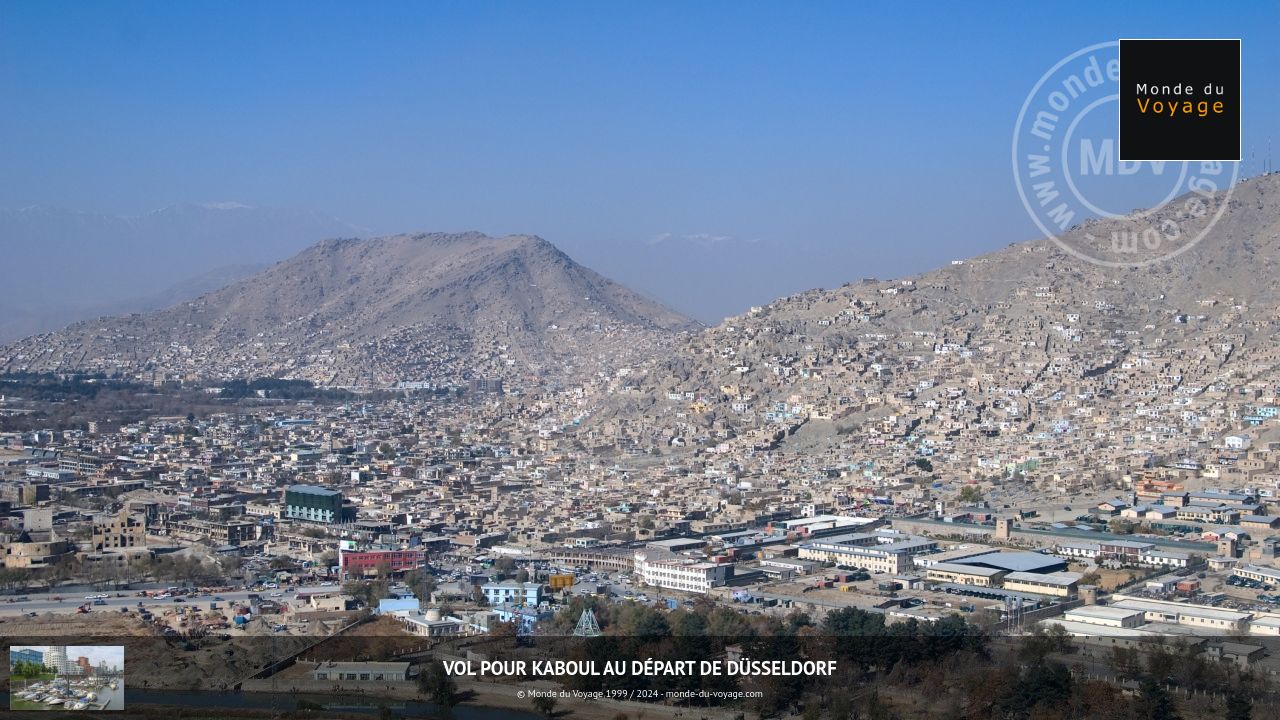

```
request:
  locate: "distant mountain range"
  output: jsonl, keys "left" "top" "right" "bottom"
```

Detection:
{"left": 0, "top": 232, "right": 698, "bottom": 385}
{"left": 10, "top": 174, "right": 1280, "bottom": 401}
{"left": 0, "top": 203, "right": 364, "bottom": 342}
{"left": 596, "top": 173, "right": 1280, "bottom": 460}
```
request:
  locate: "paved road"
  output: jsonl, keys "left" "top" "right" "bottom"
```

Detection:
{"left": 0, "top": 584, "right": 340, "bottom": 617}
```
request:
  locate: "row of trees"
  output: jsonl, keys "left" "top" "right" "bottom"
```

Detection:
{"left": 11, "top": 659, "right": 53, "bottom": 679}
{"left": 0, "top": 552, "right": 244, "bottom": 595}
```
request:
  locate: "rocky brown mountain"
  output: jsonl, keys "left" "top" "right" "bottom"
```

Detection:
{"left": 1, "top": 232, "right": 697, "bottom": 386}
{"left": 595, "top": 173, "right": 1280, "bottom": 476}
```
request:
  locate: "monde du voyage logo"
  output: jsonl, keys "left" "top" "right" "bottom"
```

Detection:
{"left": 1013, "top": 39, "right": 1241, "bottom": 267}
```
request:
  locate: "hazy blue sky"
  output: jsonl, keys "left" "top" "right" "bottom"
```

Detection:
{"left": 2, "top": 1, "right": 1277, "bottom": 323}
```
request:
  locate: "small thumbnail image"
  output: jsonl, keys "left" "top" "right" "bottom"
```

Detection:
{"left": 9, "top": 645, "right": 125, "bottom": 711}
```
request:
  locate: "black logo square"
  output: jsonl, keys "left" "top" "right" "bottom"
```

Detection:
{"left": 1119, "top": 39, "right": 1240, "bottom": 161}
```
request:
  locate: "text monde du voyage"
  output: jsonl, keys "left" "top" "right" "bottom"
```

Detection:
{"left": 443, "top": 659, "right": 838, "bottom": 677}
{"left": 1134, "top": 82, "right": 1228, "bottom": 118}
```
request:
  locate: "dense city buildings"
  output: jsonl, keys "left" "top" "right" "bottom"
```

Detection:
{"left": 5, "top": 180, "right": 1280, "bottom": 693}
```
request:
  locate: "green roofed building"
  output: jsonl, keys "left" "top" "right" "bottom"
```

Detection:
{"left": 284, "top": 485, "right": 355, "bottom": 524}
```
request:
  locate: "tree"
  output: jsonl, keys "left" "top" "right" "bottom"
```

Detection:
{"left": 1109, "top": 646, "right": 1142, "bottom": 681}
{"left": 12, "top": 659, "right": 53, "bottom": 678}
{"left": 418, "top": 660, "right": 458, "bottom": 709}
{"left": 1226, "top": 693, "right": 1252, "bottom": 720}
{"left": 1137, "top": 679, "right": 1180, "bottom": 720}
{"left": 218, "top": 554, "right": 245, "bottom": 577}
{"left": 615, "top": 605, "right": 669, "bottom": 640}
{"left": 1108, "top": 518, "right": 1136, "bottom": 535}
{"left": 532, "top": 695, "right": 557, "bottom": 719}
{"left": 785, "top": 611, "right": 813, "bottom": 633}
{"left": 994, "top": 662, "right": 1072, "bottom": 719}
{"left": 0, "top": 567, "right": 33, "bottom": 593}
{"left": 958, "top": 485, "right": 983, "bottom": 503}
{"left": 343, "top": 577, "right": 389, "bottom": 607}
{"left": 404, "top": 570, "right": 437, "bottom": 602}
{"left": 1019, "top": 623, "right": 1073, "bottom": 663}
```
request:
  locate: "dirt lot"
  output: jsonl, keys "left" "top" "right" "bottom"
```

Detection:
{"left": 1068, "top": 561, "right": 1144, "bottom": 591}
{"left": 0, "top": 610, "right": 156, "bottom": 637}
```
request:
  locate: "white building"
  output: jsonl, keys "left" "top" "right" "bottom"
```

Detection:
{"left": 1234, "top": 564, "right": 1280, "bottom": 585}
{"left": 1224, "top": 435, "right": 1252, "bottom": 450}
{"left": 797, "top": 534, "right": 919, "bottom": 574}
{"left": 43, "top": 646, "right": 71, "bottom": 675}
{"left": 395, "top": 609, "right": 466, "bottom": 637}
{"left": 1001, "top": 571, "right": 1081, "bottom": 598}
{"left": 634, "top": 550, "right": 728, "bottom": 593}
{"left": 1109, "top": 597, "right": 1251, "bottom": 632}
{"left": 1061, "top": 605, "right": 1146, "bottom": 629}
{"left": 481, "top": 580, "right": 543, "bottom": 606}
{"left": 1140, "top": 549, "right": 1191, "bottom": 568}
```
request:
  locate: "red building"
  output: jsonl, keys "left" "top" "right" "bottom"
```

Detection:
{"left": 338, "top": 549, "right": 427, "bottom": 578}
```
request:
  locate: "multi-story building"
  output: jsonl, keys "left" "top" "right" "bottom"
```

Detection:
{"left": 92, "top": 509, "right": 146, "bottom": 552}
{"left": 338, "top": 548, "right": 427, "bottom": 578}
{"left": 634, "top": 549, "right": 729, "bottom": 593}
{"left": 481, "top": 580, "right": 543, "bottom": 606}
{"left": 284, "top": 485, "right": 354, "bottom": 524}
{"left": 170, "top": 518, "right": 262, "bottom": 546}
{"left": 2, "top": 534, "right": 74, "bottom": 569}
{"left": 1098, "top": 539, "right": 1154, "bottom": 562}
{"left": 10, "top": 647, "right": 44, "bottom": 667}
{"left": 43, "top": 646, "right": 71, "bottom": 675}
{"left": 58, "top": 452, "right": 102, "bottom": 476}
{"left": 469, "top": 377, "right": 504, "bottom": 394}
{"left": 797, "top": 537, "right": 914, "bottom": 574}
{"left": 1054, "top": 540, "right": 1192, "bottom": 569}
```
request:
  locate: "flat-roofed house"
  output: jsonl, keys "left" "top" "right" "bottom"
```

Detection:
{"left": 925, "top": 562, "right": 1007, "bottom": 587}
{"left": 1001, "top": 571, "right": 1081, "bottom": 598}
{"left": 1062, "top": 605, "right": 1146, "bottom": 629}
